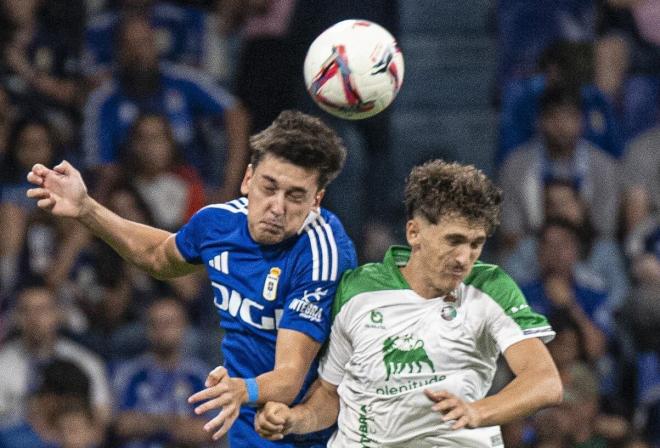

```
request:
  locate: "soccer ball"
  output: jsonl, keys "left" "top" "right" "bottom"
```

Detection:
{"left": 303, "top": 19, "right": 404, "bottom": 120}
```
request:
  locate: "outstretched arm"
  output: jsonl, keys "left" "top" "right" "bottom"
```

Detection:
{"left": 254, "top": 378, "right": 340, "bottom": 441}
{"left": 26, "top": 161, "right": 200, "bottom": 279}
{"left": 426, "top": 338, "right": 563, "bottom": 429}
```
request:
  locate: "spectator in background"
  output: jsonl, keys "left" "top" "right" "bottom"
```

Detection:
{"left": 0, "top": 0, "right": 86, "bottom": 144}
{"left": 620, "top": 122, "right": 660, "bottom": 353}
{"left": 112, "top": 297, "right": 211, "bottom": 448}
{"left": 0, "top": 359, "right": 98, "bottom": 448}
{"left": 520, "top": 219, "right": 608, "bottom": 362}
{"left": 502, "top": 179, "right": 629, "bottom": 317}
{"left": 498, "top": 40, "right": 623, "bottom": 165}
{"left": 119, "top": 113, "right": 205, "bottom": 231}
{"left": 496, "top": 0, "right": 596, "bottom": 85}
{"left": 0, "top": 286, "right": 111, "bottom": 427}
{"left": 595, "top": 0, "right": 660, "bottom": 140}
{"left": 83, "top": 0, "right": 226, "bottom": 85}
{"left": 0, "top": 116, "right": 64, "bottom": 296}
{"left": 498, "top": 85, "right": 620, "bottom": 253}
{"left": 82, "top": 14, "right": 249, "bottom": 198}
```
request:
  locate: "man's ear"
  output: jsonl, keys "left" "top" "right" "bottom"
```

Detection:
{"left": 313, "top": 189, "right": 325, "bottom": 208}
{"left": 240, "top": 164, "right": 254, "bottom": 196}
{"left": 406, "top": 218, "right": 421, "bottom": 248}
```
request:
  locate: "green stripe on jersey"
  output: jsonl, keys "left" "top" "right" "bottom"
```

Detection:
{"left": 464, "top": 262, "right": 550, "bottom": 331}
{"left": 332, "top": 246, "right": 410, "bottom": 318}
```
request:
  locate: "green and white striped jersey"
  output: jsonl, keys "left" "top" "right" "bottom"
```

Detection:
{"left": 319, "top": 246, "right": 555, "bottom": 448}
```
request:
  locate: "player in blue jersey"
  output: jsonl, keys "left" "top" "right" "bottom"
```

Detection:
{"left": 26, "top": 110, "right": 358, "bottom": 447}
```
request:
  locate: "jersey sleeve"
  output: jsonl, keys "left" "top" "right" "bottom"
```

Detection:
{"left": 278, "top": 221, "right": 357, "bottom": 343}
{"left": 472, "top": 265, "right": 556, "bottom": 353}
{"left": 318, "top": 278, "right": 354, "bottom": 385}
{"left": 174, "top": 206, "right": 216, "bottom": 264}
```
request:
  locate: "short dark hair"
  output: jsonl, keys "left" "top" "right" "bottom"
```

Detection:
{"left": 404, "top": 159, "right": 502, "bottom": 235}
{"left": 249, "top": 110, "right": 346, "bottom": 189}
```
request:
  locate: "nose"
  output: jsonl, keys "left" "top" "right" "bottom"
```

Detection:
{"left": 269, "top": 193, "right": 286, "bottom": 216}
{"left": 454, "top": 245, "right": 472, "bottom": 268}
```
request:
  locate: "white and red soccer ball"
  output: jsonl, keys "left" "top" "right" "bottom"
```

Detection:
{"left": 303, "top": 19, "right": 405, "bottom": 120}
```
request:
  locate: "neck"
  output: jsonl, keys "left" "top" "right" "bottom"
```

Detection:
{"left": 400, "top": 257, "right": 451, "bottom": 299}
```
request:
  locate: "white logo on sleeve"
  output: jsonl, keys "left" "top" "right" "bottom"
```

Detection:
{"left": 288, "top": 287, "right": 328, "bottom": 322}
{"left": 209, "top": 251, "right": 229, "bottom": 274}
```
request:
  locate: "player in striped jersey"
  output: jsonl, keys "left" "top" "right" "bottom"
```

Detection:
{"left": 26, "top": 110, "right": 357, "bottom": 447}
{"left": 256, "top": 160, "right": 563, "bottom": 447}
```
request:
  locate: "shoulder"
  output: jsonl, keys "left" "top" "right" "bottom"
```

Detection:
{"left": 190, "top": 198, "right": 248, "bottom": 226}
{"left": 332, "top": 261, "right": 393, "bottom": 318}
{"left": 463, "top": 262, "right": 526, "bottom": 309}
{"left": 294, "top": 209, "right": 356, "bottom": 262}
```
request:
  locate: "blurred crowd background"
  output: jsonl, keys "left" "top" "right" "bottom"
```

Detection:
{"left": 0, "top": 0, "right": 658, "bottom": 447}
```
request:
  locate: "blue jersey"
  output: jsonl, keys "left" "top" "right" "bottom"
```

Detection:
{"left": 112, "top": 354, "right": 210, "bottom": 448}
{"left": 175, "top": 198, "right": 357, "bottom": 446}
{"left": 83, "top": 3, "right": 209, "bottom": 76}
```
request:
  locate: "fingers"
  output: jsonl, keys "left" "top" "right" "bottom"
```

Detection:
{"left": 26, "top": 171, "right": 43, "bottom": 186}
{"left": 255, "top": 412, "right": 285, "bottom": 441}
{"left": 53, "top": 160, "right": 73, "bottom": 175}
{"left": 37, "top": 198, "right": 56, "bottom": 210}
{"left": 204, "top": 405, "right": 239, "bottom": 441}
{"left": 431, "top": 396, "right": 460, "bottom": 413}
{"left": 193, "top": 392, "right": 233, "bottom": 415}
{"left": 451, "top": 415, "right": 469, "bottom": 430}
{"left": 205, "top": 366, "right": 228, "bottom": 388}
{"left": 188, "top": 382, "right": 229, "bottom": 405}
{"left": 424, "top": 389, "right": 453, "bottom": 402}
{"left": 26, "top": 188, "right": 50, "bottom": 199}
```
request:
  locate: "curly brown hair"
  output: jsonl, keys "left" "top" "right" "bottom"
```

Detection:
{"left": 404, "top": 159, "right": 502, "bottom": 235}
{"left": 249, "top": 110, "right": 346, "bottom": 189}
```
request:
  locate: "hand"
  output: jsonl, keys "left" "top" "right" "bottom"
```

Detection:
{"left": 255, "top": 402, "right": 293, "bottom": 441}
{"left": 425, "top": 389, "right": 481, "bottom": 430}
{"left": 187, "top": 366, "right": 246, "bottom": 441}
{"left": 26, "top": 161, "right": 90, "bottom": 218}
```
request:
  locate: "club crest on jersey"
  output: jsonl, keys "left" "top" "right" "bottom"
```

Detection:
{"left": 262, "top": 267, "right": 281, "bottom": 301}
{"left": 441, "top": 305, "right": 457, "bottom": 321}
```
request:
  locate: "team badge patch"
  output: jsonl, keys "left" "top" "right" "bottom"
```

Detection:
{"left": 262, "top": 267, "right": 281, "bottom": 301}
{"left": 441, "top": 304, "right": 457, "bottom": 321}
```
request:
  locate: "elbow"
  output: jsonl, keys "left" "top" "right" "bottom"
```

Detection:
{"left": 546, "top": 374, "right": 564, "bottom": 407}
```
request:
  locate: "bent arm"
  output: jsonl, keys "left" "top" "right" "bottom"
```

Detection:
{"left": 252, "top": 329, "right": 323, "bottom": 405}
{"left": 471, "top": 338, "right": 563, "bottom": 427}
{"left": 287, "top": 378, "right": 340, "bottom": 434}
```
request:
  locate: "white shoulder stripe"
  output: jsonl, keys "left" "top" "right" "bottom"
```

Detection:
{"left": 203, "top": 203, "right": 247, "bottom": 214}
{"left": 319, "top": 215, "right": 339, "bottom": 280}
{"left": 313, "top": 224, "right": 330, "bottom": 281}
{"left": 307, "top": 226, "right": 321, "bottom": 281}
{"left": 304, "top": 214, "right": 339, "bottom": 281}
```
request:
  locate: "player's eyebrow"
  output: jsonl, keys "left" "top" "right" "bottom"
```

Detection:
{"left": 261, "top": 174, "right": 309, "bottom": 195}
{"left": 444, "top": 233, "right": 486, "bottom": 244}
